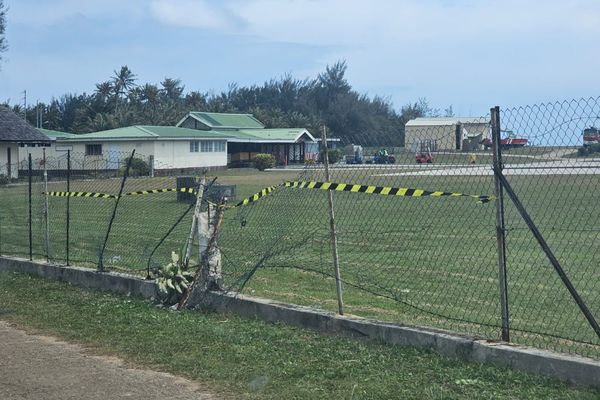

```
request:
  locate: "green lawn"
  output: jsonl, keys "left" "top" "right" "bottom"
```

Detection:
{"left": 0, "top": 163, "right": 599, "bottom": 359}
{"left": 0, "top": 272, "right": 598, "bottom": 400}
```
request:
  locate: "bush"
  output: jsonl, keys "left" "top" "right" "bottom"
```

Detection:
{"left": 0, "top": 174, "right": 9, "bottom": 185}
{"left": 121, "top": 157, "right": 151, "bottom": 177}
{"left": 590, "top": 143, "right": 600, "bottom": 154}
{"left": 320, "top": 149, "right": 343, "bottom": 164}
{"left": 254, "top": 153, "right": 276, "bottom": 171}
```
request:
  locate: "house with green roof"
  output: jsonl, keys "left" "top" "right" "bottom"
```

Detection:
{"left": 177, "top": 112, "right": 316, "bottom": 166}
{"left": 22, "top": 125, "right": 231, "bottom": 172}
{"left": 23, "top": 111, "right": 318, "bottom": 171}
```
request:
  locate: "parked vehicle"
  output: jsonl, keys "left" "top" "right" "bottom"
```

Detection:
{"left": 481, "top": 130, "right": 528, "bottom": 149}
{"left": 415, "top": 143, "right": 433, "bottom": 164}
{"left": 370, "top": 149, "right": 395, "bottom": 164}
{"left": 583, "top": 127, "right": 600, "bottom": 146}
{"left": 344, "top": 144, "right": 364, "bottom": 164}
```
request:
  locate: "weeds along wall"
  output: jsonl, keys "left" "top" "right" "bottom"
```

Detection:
{"left": 0, "top": 97, "right": 599, "bottom": 361}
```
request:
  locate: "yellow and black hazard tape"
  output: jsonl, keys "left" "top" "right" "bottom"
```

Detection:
{"left": 45, "top": 187, "right": 197, "bottom": 199}
{"left": 232, "top": 186, "right": 276, "bottom": 208}
{"left": 126, "top": 187, "right": 195, "bottom": 196}
{"left": 46, "top": 191, "right": 116, "bottom": 199}
{"left": 284, "top": 181, "right": 494, "bottom": 203}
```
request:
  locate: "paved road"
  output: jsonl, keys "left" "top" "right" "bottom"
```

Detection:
{"left": 0, "top": 321, "right": 219, "bottom": 400}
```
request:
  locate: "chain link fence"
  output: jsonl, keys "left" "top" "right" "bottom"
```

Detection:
{"left": 0, "top": 97, "right": 599, "bottom": 360}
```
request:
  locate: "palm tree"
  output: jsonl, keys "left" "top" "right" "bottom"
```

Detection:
{"left": 111, "top": 66, "right": 136, "bottom": 113}
{"left": 160, "top": 78, "right": 184, "bottom": 101}
{"left": 0, "top": 0, "right": 7, "bottom": 61}
{"left": 112, "top": 65, "right": 137, "bottom": 97}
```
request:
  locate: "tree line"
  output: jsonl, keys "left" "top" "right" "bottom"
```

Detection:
{"left": 7, "top": 62, "right": 451, "bottom": 146}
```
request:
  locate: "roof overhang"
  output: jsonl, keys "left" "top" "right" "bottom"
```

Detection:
{"left": 54, "top": 137, "right": 229, "bottom": 143}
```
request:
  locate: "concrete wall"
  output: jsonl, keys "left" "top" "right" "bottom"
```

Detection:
{"left": 0, "top": 143, "right": 19, "bottom": 178}
{"left": 1, "top": 256, "right": 599, "bottom": 389}
{"left": 153, "top": 140, "right": 227, "bottom": 169}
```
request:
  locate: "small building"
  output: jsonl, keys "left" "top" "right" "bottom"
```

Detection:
{"left": 0, "top": 106, "right": 52, "bottom": 178}
{"left": 404, "top": 117, "right": 490, "bottom": 152}
{"left": 176, "top": 112, "right": 316, "bottom": 166}
{"left": 20, "top": 125, "right": 230, "bottom": 173}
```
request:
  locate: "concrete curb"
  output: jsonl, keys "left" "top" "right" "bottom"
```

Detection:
{"left": 1, "top": 256, "right": 599, "bottom": 388}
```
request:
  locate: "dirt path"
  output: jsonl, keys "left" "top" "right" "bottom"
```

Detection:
{"left": 0, "top": 321, "right": 221, "bottom": 400}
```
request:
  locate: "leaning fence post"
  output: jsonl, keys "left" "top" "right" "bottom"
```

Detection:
{"left": 28, "top": 153, "right": 33, "bottom": 261}
{"left": 66, "top": 150, "right": 71, "bottom": 266}
{"left": 98, "top": 150, "right": 135, "bottom": 272}
{"left": 322, "top": 126, "right": 344, "bottom": 315}
{"left": 491, "top": 106, "right": 510, "bottom": 342}
{"left": 184, "top": 176, "right": 206, "bottom": 269}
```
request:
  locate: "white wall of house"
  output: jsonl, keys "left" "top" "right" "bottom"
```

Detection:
{"left": 16, "top": 139, "right": 227, "bottom": 171}
{"left": 153, "top": 139, "right": 227, "bottom": 169}
{"left": 0, "top": 143, "right": 19, "bottom": 178}
{"left": 18, "top": 140, "right": 156, "bottom": 170}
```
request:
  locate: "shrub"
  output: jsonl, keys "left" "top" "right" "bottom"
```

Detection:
{"left": 320, "top": 149, "right": 343, "bottom": 164}
{"left": 254, "top": 153, "right": 276, "bottom": 171}
{"left": 0, "top": 174, "right": 9, "bottom": 185}
{"left": 121, "top": 157, "right": 151, "bottom": 177}
{"left": 578, "top": 147, "right": 589, "bottom": 156}
{"left": 590, "top": 143, "right": 600, "bottom": 154}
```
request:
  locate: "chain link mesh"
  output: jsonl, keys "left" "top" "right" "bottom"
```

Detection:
{"left": 0, "top": 97, "right": 599, "bottom": 359}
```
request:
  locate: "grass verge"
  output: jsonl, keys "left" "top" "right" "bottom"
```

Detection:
{"left": 0, "top": 272, "right": 598, "bottom": 400}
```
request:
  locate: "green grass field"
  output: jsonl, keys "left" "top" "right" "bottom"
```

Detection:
{"left": 0, "top": 161, "right": 598, "bottom": 359}
{"left": 3, "top": 272, "right": 598, "bottom": 400}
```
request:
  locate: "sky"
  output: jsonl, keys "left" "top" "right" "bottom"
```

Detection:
{"left": 0, "top": 0, "right": 599, "bottom": 116}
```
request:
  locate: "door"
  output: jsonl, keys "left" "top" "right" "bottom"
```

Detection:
{"left": 107, "top": 144, "right": 121, "bottom": 170}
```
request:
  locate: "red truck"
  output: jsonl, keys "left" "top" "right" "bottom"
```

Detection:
{"left": 481, "top": 130, "right": 528, "bottom": 149}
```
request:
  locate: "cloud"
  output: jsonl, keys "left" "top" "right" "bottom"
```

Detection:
{"left": 7, "top": 0, "right": 146, "bottom": 27}
{"left": 149, "top": 0, "right": 242, "bottom": 30}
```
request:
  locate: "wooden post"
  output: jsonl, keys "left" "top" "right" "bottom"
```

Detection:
{"left": 184, "top": 176, "right": 206, "bottom": 268}
{"left": 322, "top": 126, "right": 344, "bottom": 315}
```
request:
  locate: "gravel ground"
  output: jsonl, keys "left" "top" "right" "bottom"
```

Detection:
{"left": 0, "top": 321, "right": 220, "bottom": 400}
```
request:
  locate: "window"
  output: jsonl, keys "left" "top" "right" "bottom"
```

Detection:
{"left": 214, "top": 141, "right": 226, "bottom": 152}
{"left": 200, "top": 141, "right": 213, "bottom": 152}
{"left": 190, "top": 141, "right": 199, "bottom": 152}
{"left": 85, "top": 144, "right": 102, "bottom": 156}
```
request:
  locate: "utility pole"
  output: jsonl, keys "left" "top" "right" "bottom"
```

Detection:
{"left": 22, "top": 90, "right": 27, "bottom": 120}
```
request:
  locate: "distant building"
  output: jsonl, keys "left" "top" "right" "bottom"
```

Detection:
{"left": 176, "top": 112, "right": 316, "bottom": 166}
{"left": 21, "top": 126, "right": 230, "bottom": 173}
{"left": 0, "top": 106, "right": 52, "bottom": 178}
{"left": 404, "top": 117, "right": 490, "bottom": 152}
{"left": 20, "top": 111, "right": 319, "bottom": 172}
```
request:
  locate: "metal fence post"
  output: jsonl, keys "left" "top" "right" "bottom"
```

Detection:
{"left": 98, "top": 149, "right": 135, "bottom": 272}
{"left": 491, "top": 106, "right": 510, "bottom": 342}
{"left": 28, "top": 153, "right": 33, "bottom": 261}
{"left": 322, "top": 126, "right": 344, "bottom": 315}
{"left": 66, "top": 150, "right": 71, "bottom": 266}
{"left": 43, "top": 148, "right": 50, "bottom": 261}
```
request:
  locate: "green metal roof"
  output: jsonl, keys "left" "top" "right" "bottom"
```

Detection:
{"left": 38, "top": 128, "right": 79, "bottom": 139}
{"left": 53, "top": 126, "right": 231, "bottom": 141}
{"left": 186, "top": 112, "right": 265, "bottom": 129}
{"left": 227, "top": 128, "right": 315, "bottom": 142}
